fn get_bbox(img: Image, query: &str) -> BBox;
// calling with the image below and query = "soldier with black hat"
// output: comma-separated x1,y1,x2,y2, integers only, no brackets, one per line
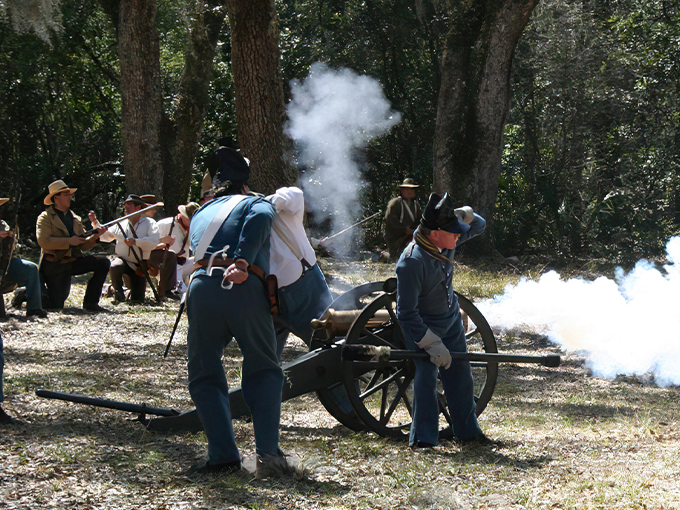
395,192,489,448
36,180,110,312
185,146,291,477
384,178,422,260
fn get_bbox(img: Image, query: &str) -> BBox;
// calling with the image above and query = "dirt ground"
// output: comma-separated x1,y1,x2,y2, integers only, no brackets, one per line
1,262,679,509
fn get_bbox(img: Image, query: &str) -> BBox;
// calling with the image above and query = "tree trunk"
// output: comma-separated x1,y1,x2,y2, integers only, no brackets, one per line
118,0,163,196
227,0,295,195
432,0,539,255
161,0,228,215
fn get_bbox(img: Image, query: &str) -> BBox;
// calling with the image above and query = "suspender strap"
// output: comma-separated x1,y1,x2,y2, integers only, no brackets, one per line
192,195,248,260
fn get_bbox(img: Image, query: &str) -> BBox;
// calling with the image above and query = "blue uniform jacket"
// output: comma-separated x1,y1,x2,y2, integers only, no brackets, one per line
189,195,276,275
396,214,486,345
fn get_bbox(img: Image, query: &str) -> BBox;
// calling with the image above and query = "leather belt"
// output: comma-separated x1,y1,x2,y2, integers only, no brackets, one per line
43,254,77,264
195,257,265,280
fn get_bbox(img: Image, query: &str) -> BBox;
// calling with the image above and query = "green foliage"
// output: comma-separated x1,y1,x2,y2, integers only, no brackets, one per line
0,0,123,230
496,0,680,262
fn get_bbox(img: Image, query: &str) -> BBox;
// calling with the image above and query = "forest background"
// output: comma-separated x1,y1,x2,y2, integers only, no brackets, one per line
1,0,679,265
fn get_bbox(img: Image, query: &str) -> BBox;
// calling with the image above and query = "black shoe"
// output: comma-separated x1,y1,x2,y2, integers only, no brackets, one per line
83,303,106,313
186,459,241,475
410,441,436,450
0,406,15,425
26,308,48,319
459,434,499,446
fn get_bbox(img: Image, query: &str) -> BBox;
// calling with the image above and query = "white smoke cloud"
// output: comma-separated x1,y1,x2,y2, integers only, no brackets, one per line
478,236,680,386
285,63,401,252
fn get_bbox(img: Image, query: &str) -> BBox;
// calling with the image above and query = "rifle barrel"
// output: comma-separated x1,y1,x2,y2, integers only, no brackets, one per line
319,211,382,245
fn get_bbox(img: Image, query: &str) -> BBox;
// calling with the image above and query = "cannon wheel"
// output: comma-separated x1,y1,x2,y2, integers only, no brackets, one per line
340,291,498,440
313,282,386,432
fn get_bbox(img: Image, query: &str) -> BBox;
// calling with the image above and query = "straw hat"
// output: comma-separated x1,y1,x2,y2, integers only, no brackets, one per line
0,198,8,207
178,202,199,220
44,180,77,205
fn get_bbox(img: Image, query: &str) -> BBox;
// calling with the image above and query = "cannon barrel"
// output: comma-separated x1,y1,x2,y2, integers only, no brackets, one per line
311,308,392,336
342,344,561,367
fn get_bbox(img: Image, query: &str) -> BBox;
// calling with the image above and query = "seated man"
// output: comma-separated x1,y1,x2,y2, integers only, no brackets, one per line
148,202,198,301
0,198,47,318
97,195,160,304
396,192,488,447
36,181,110,312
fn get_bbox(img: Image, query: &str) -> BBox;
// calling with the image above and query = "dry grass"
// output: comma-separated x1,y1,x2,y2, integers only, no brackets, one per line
1,261,679,509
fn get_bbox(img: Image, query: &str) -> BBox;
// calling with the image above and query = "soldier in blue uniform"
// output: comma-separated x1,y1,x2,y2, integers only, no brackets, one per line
185,147,288,476
396,192,488,447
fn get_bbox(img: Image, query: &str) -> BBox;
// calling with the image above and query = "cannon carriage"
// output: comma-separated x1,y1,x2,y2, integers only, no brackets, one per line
37,279,559,440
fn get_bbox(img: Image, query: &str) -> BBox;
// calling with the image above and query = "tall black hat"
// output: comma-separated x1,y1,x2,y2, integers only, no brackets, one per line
212,146,250,190
420,193,470,234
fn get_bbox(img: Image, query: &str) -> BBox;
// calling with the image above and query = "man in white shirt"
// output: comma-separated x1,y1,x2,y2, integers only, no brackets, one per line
97,194,160,304
267,187,333,359
149,202,198,301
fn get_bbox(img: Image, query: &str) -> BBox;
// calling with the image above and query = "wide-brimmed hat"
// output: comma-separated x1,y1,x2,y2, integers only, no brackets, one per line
421,193,470,234
124,194,148,207
399,178,419,188
44,180,77,205
178,202,199,220
0,198,8,207
140,194,164,208
212,146,250,190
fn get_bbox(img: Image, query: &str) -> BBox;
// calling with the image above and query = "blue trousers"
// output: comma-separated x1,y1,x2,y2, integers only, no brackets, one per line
275,263,333,359
403,311,483,445
187,273,283,464
5,257,43,312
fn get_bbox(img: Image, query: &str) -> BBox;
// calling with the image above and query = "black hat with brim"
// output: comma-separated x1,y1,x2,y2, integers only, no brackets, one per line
213,146,250,189
421,192,470,234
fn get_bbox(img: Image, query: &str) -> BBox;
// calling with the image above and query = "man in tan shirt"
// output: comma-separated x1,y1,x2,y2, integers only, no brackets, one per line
36,180,110,311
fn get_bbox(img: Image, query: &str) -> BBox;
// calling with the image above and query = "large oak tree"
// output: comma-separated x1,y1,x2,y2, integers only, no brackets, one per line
432,0,539,254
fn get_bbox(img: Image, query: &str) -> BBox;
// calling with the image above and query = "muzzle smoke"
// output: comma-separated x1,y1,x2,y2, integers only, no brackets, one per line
285,63,401,252
478,236,680,386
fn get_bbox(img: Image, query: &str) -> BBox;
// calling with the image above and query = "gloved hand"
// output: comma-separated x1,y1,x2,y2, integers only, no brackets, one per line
454,206,474,224
417,331,452,369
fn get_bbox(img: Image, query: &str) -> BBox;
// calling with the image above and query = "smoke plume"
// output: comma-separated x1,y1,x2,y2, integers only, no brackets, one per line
478,236,680,386
285,63,401,252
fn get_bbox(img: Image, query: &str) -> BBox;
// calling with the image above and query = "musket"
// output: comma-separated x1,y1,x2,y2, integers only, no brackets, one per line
317,210,382,246
81,202,164,238
126,219,162,304
0,193,21,283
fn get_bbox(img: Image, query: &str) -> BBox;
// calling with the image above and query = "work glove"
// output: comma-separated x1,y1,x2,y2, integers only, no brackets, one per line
454,206,474,224
416,330,452,370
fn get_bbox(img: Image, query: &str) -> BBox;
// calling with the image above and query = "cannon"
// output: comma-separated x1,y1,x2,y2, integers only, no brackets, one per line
37,279,560,440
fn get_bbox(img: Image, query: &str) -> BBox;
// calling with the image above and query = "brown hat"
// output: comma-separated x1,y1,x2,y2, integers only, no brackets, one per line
178,202,199,220
140,194,164,208
124,194,148,207
0,198,8,207
44,180,77,205
399,178,419,188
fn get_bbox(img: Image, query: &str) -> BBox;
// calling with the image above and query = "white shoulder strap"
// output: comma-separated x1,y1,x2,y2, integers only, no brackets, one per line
193,195,248,260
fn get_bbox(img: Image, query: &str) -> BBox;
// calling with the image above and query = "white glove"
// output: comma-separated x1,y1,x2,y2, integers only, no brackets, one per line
454,206,474,224
417,330,452,369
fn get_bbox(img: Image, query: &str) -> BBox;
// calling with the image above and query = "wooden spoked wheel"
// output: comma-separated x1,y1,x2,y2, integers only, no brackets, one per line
340,291,498,440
